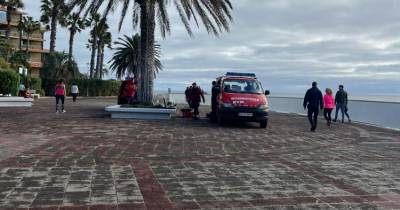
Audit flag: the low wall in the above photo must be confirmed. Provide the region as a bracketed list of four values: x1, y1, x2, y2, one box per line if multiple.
[268, 97, 400, 129]
[169, 93, 400, 129]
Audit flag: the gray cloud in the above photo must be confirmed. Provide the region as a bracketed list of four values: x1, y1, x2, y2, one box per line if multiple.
[23, 0, 400, 97]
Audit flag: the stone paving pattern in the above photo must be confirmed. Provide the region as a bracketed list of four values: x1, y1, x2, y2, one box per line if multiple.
[0, 98, 399, 210]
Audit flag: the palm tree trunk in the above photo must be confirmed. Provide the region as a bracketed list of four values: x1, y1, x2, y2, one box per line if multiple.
[6, 8, 11, 40]
[99, 45, 104, 79]
[19, 14, 22, 51]
[68, 29, 76, 62]
[139, 1, 156, 104]
[95, 38, 102, 79]
[89, 32, 97, 78]
[49, 9, 58, 53]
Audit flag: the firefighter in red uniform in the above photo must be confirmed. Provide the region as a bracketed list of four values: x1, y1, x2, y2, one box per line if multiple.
[188, 83, 205, 120]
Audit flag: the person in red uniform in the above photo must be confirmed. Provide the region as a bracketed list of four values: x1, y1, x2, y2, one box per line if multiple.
[188, 82, 205, 120]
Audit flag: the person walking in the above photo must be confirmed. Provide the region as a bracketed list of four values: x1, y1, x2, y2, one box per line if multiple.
[323, 88, 335, 126]
[189, 82, 205, 120]
[71, 83, 79, 102]
[210, 81, 219, 119]
[334, 85, 349, 123]
[55, 79, 67, 113]
[18, 82, 25, 97]
[185, 86, 192, 107]
[303, 81, 323, 132]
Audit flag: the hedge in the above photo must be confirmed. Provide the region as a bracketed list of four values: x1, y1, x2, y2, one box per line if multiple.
[0, 69, 20, 95]
[42, 79, 120, 96]
[20, 76, 45, 96]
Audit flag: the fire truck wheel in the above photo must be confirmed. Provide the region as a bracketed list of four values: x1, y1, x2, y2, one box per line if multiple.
[217, 113, 224, 126]
[260, 120, 268, 128]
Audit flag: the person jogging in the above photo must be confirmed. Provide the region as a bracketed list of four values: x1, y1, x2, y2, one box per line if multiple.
[334, 85, 349, 123]
[303, 81, 323, 132]
[55, 79, 66, 113]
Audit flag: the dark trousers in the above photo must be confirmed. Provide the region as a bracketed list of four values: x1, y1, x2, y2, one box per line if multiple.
[18, 90, 24, 97]
[72, 93, 77, 102]
[190, 101, 200, 117]
[324, 108, 333, 122]
[307, 106, 319, 130]
[335, 104, 346, 122]
[55, 95, 65, 111]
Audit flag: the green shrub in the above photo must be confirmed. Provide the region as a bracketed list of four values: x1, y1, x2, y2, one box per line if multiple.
[20, 76, 44, 94]
[41, 78, 120, 96]
[0, 69, 20, 95]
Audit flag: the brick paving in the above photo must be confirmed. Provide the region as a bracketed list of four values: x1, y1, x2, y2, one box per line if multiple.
[0, 97, 399, 210]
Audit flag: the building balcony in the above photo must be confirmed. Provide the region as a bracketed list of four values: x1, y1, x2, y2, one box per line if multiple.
[22, 48, 50, 53]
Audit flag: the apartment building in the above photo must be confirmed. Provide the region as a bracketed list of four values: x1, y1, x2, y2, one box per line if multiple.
[0, 6, 49, 78]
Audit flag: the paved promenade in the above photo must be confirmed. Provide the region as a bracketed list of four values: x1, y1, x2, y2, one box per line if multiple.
[0, 98, 399, 210]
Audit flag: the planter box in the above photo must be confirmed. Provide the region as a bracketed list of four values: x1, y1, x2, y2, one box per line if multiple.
[0, 97, 34, 107]
[105, 105, 176, 120]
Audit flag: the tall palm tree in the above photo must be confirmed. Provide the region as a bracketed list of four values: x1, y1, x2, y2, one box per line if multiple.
[98, 31, 112, 79]
[87, 13, 100, 78]
[0, 35, 12, 62]
[18, 16, 40, 54]
[94, 21, 111, 79]
[109, 34, 162, 80]
[59, 12, 89, 63]
[40, 0, 68, 53]
[0, 0, 24, 40]
[69, 0, 233, 104]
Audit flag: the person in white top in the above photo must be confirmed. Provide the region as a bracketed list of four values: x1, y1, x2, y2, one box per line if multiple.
[70, 83, 79, 102]
[18, 82, 25, 97]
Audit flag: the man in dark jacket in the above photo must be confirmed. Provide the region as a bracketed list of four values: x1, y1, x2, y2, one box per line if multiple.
[189, 83, 205, 120]
[210, 81, 219, 119]
[334, 85, 348, 123]
[303, 81, 324, 132]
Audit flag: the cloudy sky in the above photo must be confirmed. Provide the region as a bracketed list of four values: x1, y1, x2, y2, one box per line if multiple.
[24, 0, 400, 96]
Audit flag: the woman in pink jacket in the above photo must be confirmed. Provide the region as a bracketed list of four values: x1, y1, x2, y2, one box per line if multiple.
[323, 88, 335, 126]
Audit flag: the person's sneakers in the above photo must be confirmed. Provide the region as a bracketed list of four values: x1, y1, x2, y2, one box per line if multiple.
[341, 120, 344, 123]
[56, 110, 59, 114]
[348, 119, 351, 123]
[62, 110, 66, 113]
[327, 121, 331, 126]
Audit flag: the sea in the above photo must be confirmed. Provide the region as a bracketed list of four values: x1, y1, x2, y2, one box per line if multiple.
[164, 92, 400, 105]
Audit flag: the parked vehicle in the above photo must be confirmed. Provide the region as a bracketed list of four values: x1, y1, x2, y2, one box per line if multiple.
[214, 72, 270, 128]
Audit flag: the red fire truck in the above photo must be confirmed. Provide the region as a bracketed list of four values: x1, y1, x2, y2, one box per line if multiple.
[214, 72, 270, 128]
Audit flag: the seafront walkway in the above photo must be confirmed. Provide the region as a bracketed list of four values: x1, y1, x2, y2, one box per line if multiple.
[0, 98, 399, 210]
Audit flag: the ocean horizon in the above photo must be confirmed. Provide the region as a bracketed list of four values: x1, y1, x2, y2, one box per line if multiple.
[159, 91, 400, 103]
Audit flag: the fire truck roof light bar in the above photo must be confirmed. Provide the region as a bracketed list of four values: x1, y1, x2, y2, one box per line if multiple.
[226, 72, 257, 78]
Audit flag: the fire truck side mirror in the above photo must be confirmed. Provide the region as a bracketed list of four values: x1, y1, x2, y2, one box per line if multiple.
[265, 90, 270, 95]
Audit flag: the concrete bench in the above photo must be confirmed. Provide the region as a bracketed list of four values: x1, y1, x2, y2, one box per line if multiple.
[105, 105, 176, 120]
[28, 90, 40, 99]
[0, 97, 34, 107]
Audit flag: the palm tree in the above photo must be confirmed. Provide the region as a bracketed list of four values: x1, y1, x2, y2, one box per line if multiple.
[87, 13, 100, 78]
[18, 16, 41, 54]
[69, 0, 233, 104]
[0, 0, 24, 40]
[40, 0, 68, 53]
[0, 36, 12, 62]
[41, 51, 79, 79]
[109, 34, 162, 80]
[95, 21, 111, 79]
[9, 50, 29, 69]
[59, 12, 89, 62]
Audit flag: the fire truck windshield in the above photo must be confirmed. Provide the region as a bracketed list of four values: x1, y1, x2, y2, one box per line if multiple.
[223, 79, 263, 94]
